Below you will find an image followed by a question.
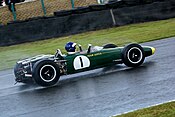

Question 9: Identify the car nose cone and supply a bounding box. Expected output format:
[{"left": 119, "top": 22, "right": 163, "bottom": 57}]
[{"left": 151, "top": 47, "right": 156, "bottom": 55}]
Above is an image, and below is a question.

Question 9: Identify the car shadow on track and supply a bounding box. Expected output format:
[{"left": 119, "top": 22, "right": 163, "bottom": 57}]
[{"left": 18, "top": 61, "right": 156, "bottom": 92}]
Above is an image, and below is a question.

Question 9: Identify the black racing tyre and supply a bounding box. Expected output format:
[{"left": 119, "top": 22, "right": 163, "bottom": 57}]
[
  {"left": 14, "top": 63, "right": 21, "bottom": 77},
  {"left": 103, "top": 43, "right": 118, "bottom": 48},
  {"left": 14, "top": 63, "right": 23, "bottom": 82},
  {"left": 32, "top": 60, "right": 60, "bottom": 87},
  {"left": 122, "top": 43, "right": 145, "bottom": 67}
]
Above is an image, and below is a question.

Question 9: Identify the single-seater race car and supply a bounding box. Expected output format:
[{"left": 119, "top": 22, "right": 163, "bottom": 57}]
[{"left": 14, "top": 43, "right": 155, "bottom": 87}]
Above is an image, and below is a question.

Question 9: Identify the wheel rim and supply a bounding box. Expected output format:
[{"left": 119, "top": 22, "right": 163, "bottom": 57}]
[
  {"left": 127, "top": 47, "right": 143, "bottom": 64},
  {"left": 39, "top": 64, "right": 56, "bottom": 82}
]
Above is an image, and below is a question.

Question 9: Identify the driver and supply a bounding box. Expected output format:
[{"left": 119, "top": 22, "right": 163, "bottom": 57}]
[
  {"left": 65, "top": 42, "right": 76, "bottom": 54},
  {"left": 65, "top": 42, "right": 82, "bottom": 54},
  {"left": 65, "top": 42, "right": 103, "bottom": 54}
]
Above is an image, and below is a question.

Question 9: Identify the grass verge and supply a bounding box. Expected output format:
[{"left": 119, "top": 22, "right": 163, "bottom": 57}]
[
  {"left": 114, "top": 101, "right": 175, "bottom": 117},
  {"left": 0, "top": 18, "right": 175, "bottom": 70}
]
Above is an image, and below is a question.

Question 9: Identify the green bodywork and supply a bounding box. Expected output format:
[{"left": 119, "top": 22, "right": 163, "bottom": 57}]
[
  {"left": 64, "top": 46, "right": 153, "bottom": 74},
  {"left": 14, "top": 45, "right": 154, "bottom": 84}
]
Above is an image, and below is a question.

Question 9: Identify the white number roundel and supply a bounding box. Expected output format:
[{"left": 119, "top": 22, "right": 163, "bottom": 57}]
[{"left": 73, "top": 55, "right": 90, "bottom": 70}]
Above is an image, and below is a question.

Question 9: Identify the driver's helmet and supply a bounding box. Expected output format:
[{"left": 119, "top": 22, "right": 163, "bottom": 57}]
[{"left": 65, "top": 42, "right": 77, "bottom": 53}]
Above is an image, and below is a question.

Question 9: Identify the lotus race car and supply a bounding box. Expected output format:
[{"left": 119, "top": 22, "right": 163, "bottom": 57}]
[{"left": 14, "top": 43, "right": 155, "bottom": 86}]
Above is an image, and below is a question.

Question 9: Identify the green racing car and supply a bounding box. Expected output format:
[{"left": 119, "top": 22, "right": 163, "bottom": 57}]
[{"left": 14, "top": 42, "right": 155, "bottom": 87}]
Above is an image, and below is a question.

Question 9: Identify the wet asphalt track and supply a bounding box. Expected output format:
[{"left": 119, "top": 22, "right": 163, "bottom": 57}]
[{"left": 0, "top": 37, "right": 175, "bottom": 117}]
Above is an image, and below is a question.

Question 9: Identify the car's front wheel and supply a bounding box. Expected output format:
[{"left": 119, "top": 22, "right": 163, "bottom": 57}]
[
  {"left": 122, "top": 43, "right": 145, "bottom": 67},
  {"left": 32, "top": 60, "right": 60, "bottom": 86}
]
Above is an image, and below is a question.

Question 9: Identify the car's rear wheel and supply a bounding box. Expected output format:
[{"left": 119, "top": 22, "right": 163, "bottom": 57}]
[
  {"left": 122, "top": 43, "right": 145, "bottom": 67},
  {"left": 32, "top": 60, "right": 60, "bottom": 86}
]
